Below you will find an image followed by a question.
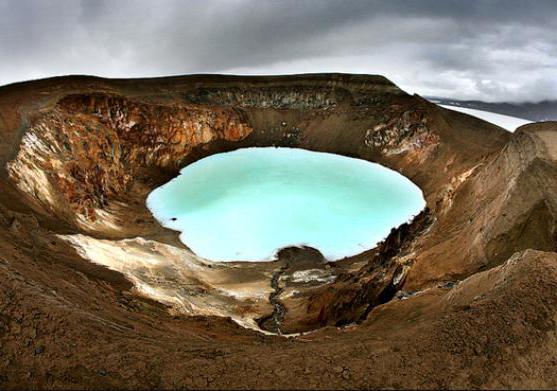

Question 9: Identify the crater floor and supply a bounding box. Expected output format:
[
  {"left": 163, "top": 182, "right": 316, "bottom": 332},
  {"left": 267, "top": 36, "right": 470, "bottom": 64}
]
[{"left": 1, "top": 73, "right": 557, "bottom": 389}]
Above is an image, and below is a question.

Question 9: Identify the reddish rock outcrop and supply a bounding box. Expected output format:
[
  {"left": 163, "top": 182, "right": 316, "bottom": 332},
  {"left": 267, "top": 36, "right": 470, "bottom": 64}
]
[{"left": 7, "top": 94, "right": 252, "bottom": 221}]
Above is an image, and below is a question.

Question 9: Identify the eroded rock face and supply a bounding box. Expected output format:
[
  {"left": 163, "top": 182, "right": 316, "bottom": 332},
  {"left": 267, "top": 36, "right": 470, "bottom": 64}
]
[
  {"left": 58, "top": 234, "right": 276, "bottom": 331},
  {"left": 185, "top": 86, "right": 340, "bottom": 109},
  {"left": 183, "top": 75, "right": 403, "bottom": 109},
  {"left": 364, "top": 109, "right": 439, "bottom": 157},
  {"left": 276, "top": 209, "right": 432, "bottom": 333},
  {"left": 404, "top": 122, "right": 557, "bottom": 290},
  {"left": 7, "top": 94, "right": 253, "bottom": 222}
]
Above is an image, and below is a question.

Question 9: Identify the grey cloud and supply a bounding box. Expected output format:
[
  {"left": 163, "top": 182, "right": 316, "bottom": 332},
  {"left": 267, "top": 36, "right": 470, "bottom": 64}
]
[{"left": 0, "top": 0, "right": 556, "bottom": 102}]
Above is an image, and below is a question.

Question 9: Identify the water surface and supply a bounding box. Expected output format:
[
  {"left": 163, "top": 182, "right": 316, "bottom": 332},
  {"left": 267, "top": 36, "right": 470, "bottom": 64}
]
[{"left": 147, "top": 148, "right": 425, "bottom": 262}]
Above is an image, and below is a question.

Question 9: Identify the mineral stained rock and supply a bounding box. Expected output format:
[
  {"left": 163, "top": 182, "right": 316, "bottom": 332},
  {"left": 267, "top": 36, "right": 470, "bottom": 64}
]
[{"left": 0, "top": 73, "right": 556, "bottom": 389}]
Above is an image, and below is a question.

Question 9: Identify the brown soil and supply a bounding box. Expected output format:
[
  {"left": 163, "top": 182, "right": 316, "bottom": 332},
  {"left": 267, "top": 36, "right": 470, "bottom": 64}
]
[{"left": 0, "top": 73, "right": 556, "bottom": 389}]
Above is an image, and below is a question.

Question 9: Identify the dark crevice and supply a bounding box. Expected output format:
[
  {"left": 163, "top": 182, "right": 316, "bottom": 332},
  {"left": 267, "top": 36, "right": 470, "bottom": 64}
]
[
  {"left": 257, "top": 265, "right": 287, "bottom": 334},
  {"left": 354, "top": 265, "right": 405, "bottom": 325},
  {"left": 258, "top": 246, "right": 326, "bottom": 334},
  {"left": 313, "top": 209, "right": 433, "bottom": 331}
]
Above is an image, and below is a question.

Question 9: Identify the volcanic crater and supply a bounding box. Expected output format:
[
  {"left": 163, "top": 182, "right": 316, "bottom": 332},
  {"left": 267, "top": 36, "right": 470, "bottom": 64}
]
[{"left": 1, "top": 74, "right": 557, "bottom": 389}]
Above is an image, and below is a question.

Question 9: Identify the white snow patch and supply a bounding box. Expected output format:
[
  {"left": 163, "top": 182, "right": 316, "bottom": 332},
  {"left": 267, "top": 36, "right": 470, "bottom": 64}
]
[{"left": 439, "top": 105, "right": 532, "bottom": 132}]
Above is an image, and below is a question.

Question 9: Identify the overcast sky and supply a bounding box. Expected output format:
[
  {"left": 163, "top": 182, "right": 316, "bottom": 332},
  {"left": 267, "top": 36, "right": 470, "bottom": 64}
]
[{"left": 1, "top": 0, "right": 556, "bottom": 102}]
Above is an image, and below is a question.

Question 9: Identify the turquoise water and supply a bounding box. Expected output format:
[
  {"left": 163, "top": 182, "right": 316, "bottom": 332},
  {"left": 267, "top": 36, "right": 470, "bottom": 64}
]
[{"left": 146, "top": 148, "right": 425, "bottom": 262}]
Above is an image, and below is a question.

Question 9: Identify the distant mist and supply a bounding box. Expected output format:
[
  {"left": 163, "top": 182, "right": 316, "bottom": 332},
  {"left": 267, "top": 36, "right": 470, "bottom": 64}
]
[{"left": 429, "top": 97, "right": 557, "bottom": 121}]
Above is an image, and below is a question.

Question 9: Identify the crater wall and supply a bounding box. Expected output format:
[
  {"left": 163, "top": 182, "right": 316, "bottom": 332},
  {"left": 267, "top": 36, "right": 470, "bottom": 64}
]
[
  {"left": 1, "top": 73, "right": 553, "bottom": 335},
  {"left": 2, "top": 74, "right": 557, "bottom": 388}
]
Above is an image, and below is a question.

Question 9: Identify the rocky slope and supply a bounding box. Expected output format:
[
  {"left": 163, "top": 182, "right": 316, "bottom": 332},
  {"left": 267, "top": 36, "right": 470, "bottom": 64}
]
[{"left": 0, "top": 73, "right": 556, "bottom": 388}]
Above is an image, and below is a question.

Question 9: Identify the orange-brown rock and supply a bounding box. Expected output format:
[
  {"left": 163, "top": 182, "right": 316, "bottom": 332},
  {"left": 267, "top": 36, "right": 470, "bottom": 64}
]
[
  {"left": 7, "top": 93, "right": 252, "bottom": 222},
  {"left": 1, "top": 73, "right": 556, "bottom": 389}
]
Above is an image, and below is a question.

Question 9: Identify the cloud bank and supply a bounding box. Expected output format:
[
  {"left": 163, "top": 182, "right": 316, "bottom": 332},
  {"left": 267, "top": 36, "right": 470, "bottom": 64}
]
[{"left": 1, "top": 0, "right": 556, "bottom": 101}]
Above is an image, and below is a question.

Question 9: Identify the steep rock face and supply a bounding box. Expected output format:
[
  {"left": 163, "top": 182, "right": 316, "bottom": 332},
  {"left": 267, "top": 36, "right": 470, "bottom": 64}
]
[
  {"left": 183, "top": 74, "right": 404, "bottom": 109},
  {"left": 6, "top": 94, "right": 253, "bottom": 223},
  {"left": 478, "top": 125, "right": 557, "bottom": 262},
  {"left": 404, "top": 122, "right": 557, "bottom": 289},
  {"left": 277, "top": 209, "right": 432, "bottom": 333},
  {"left": 185, "top": 86, "right": 341, "bottom": 109},
  {"left": 364, "top": 108, "right": 439, "bottom": 158}
]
